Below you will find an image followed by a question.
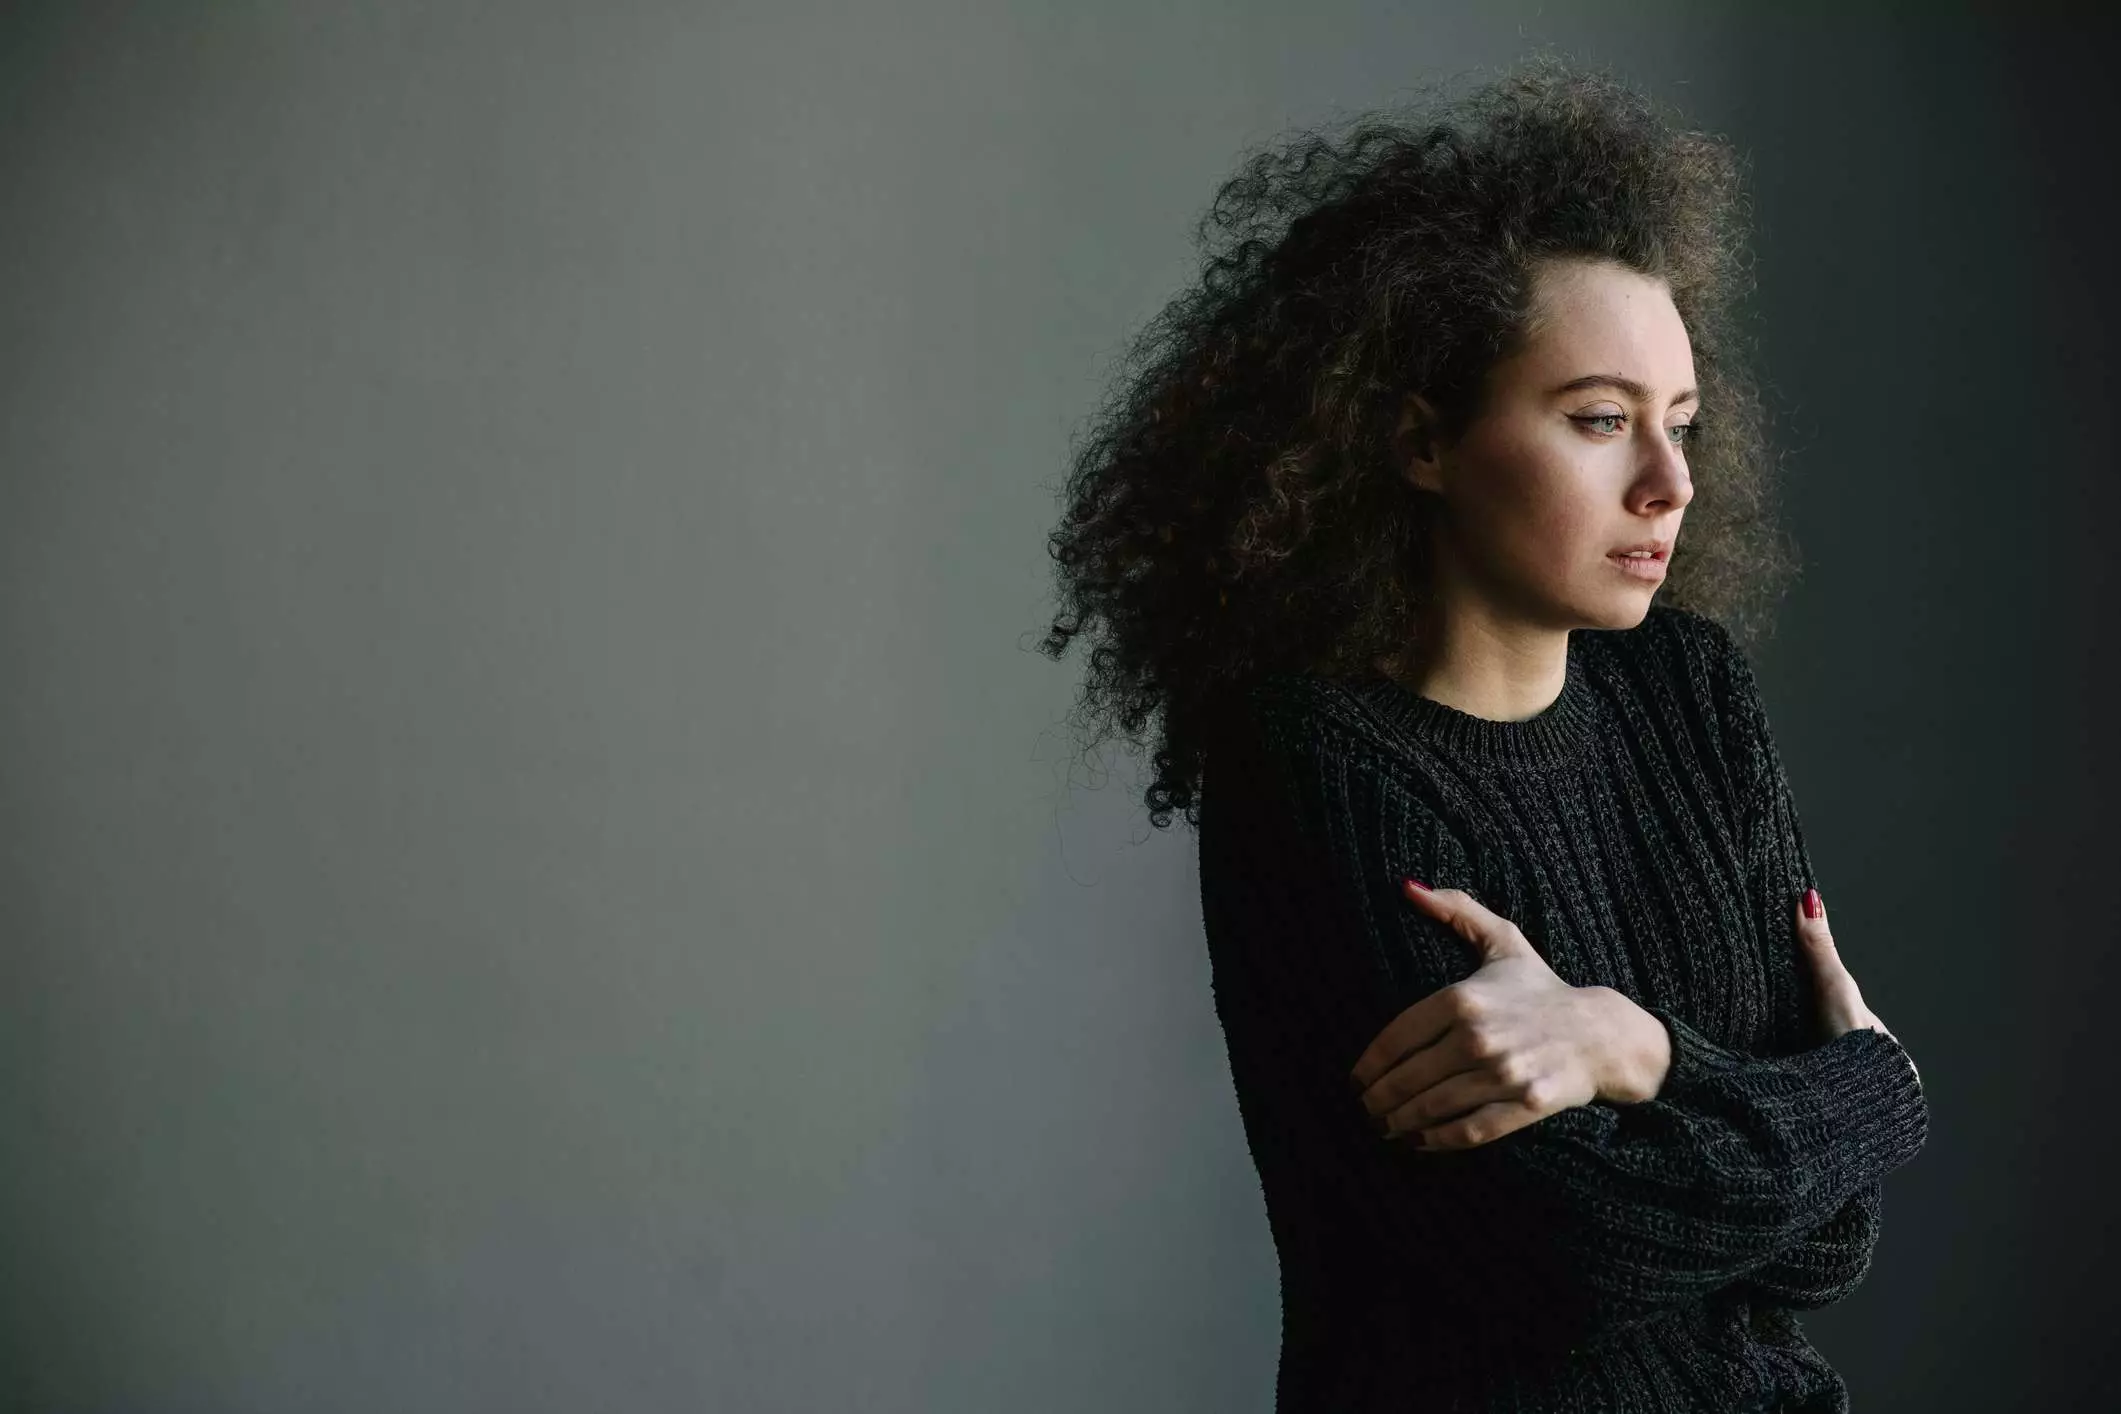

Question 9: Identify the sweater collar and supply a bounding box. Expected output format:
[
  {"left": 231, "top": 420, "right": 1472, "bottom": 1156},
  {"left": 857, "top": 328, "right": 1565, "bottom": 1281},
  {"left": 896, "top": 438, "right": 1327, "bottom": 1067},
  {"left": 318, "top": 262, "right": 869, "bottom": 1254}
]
[{"left": 1347, "top": 637, "right": 1601, "bottom": 769}]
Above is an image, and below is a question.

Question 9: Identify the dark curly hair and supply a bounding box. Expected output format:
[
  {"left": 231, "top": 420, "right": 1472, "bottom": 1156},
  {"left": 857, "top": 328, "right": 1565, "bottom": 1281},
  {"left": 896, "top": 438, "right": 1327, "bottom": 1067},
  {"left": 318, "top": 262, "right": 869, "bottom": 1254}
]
[{"left": 1035, "top": 53, "right": 1799, "bottom": 831}]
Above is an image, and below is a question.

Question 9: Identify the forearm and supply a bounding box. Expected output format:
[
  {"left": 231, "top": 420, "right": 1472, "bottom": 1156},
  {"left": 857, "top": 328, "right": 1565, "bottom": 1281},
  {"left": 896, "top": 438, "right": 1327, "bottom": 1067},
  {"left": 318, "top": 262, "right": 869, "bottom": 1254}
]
[
  {"left": 1728, "top": 1180, "right": 1884, "bottom": 1309},
  {"left": 1590, "top": 989, "right": 1896, "bottom": 1311},
  {"left": 1288, "top": 980, "right": 1923, "bottom": 1344}
]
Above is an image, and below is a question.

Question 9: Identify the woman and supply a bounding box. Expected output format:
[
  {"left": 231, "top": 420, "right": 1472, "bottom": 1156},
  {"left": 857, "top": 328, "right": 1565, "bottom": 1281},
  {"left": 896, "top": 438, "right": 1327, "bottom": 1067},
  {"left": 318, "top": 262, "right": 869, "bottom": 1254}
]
[{"left": 1038, "top": 56, "right": 1929, "bottom": 1413}]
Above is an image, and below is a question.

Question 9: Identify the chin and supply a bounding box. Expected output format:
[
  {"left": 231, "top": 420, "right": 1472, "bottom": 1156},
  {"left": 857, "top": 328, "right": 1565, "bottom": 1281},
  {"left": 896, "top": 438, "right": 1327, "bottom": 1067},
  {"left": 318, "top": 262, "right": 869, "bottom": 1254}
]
[{"left": 1577, "top": 592, "right": 1657, "bottom": 631}]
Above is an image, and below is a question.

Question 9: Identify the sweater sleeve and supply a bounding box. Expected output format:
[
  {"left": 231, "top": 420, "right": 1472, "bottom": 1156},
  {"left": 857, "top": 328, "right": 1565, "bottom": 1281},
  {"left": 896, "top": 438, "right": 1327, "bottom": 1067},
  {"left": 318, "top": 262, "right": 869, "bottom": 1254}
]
[
  {"left": 1664, "top": 614, "right": 1928, "bottom": 1309},
  {"left": 1221, "top": 697, "right": 1929, "bottom": 1350}
]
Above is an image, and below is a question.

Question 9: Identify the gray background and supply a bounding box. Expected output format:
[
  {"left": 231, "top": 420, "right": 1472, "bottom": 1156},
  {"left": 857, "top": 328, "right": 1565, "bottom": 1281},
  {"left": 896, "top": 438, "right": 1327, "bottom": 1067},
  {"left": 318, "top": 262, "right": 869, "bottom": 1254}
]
[{"left": 2, "top": 2, "right": 2111, "bottom": 1410}]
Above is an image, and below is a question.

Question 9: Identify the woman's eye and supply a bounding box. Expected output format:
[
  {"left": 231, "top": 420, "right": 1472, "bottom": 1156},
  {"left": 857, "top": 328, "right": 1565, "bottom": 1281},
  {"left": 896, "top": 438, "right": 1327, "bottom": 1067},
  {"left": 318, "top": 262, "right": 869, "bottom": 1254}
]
[{"left": 1573, "top": 413, "right": 1699, "bottom": 445}]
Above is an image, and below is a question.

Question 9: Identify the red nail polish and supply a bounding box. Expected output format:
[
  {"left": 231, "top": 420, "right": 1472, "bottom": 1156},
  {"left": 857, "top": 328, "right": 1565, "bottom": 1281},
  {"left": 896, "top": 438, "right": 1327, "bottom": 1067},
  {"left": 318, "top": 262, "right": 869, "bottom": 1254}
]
[
  {"left": 1804, "top": 888, "right": 1822, "bottom": 919},
  {"left": 1405, "top": 877, "right": 1431, "bottom": 893}
]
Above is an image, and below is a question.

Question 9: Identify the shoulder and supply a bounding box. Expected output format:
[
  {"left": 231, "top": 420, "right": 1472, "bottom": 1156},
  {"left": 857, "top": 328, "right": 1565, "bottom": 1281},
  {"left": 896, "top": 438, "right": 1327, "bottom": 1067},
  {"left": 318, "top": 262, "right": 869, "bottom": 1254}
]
[
  {"left": 1204, "top": 672, "right": 1479, "bottom": 883},
  {"left": 1206, "top": 671, "right": 1422, "bottom": 811},
  {"left": 1232, "top": 670, "right": 1397, "bottom": 761},
  {"left": 1212, "top": 672, "right": 1473, "bottom": 852},
  {"left": 1584, "top": 600, "right": 1745, "bottom": 683},
  {"left": 1581, "top": 601, "right": 1761, "bottom": 723},
  {"left": 1583, "top": 602, "right": 1781, "bottom": 804},
  {"left": 1223, "top": 670, "right": 1462, "bottom": 807}
]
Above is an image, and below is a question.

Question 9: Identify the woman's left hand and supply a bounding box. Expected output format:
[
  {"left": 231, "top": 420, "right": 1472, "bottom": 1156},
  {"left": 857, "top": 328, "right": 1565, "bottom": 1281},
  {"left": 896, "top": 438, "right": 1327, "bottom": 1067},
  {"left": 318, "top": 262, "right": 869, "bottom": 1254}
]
[{"left": 1349, "top": 881, "right": 1659, "bottom": 1151}]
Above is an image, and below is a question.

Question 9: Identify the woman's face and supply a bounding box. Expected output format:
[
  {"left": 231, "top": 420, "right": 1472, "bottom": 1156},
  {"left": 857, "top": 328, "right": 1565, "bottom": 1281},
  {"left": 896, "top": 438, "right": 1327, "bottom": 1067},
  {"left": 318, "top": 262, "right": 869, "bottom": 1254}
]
[{"left": 1403, "top": 257, "right": 1697, "bottom": 632}]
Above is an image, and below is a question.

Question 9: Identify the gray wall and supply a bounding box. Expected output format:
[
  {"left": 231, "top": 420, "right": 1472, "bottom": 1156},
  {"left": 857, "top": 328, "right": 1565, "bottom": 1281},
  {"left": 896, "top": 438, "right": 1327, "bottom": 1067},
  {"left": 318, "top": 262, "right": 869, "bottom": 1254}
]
[{"left": 1, "top": 3, "right": 2108, "bottom": 1410}]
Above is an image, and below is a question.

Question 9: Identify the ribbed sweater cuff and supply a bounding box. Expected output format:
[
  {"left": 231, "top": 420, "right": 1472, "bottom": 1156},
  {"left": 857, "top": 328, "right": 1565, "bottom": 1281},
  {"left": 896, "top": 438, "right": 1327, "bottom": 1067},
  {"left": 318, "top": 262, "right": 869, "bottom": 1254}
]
[
  {"left": 1646, "top": 1006, "right": 1930, "bottom": 1181},
  {"left": 1649, "top": 1006, "right": 1757, "bottom": 1086}
]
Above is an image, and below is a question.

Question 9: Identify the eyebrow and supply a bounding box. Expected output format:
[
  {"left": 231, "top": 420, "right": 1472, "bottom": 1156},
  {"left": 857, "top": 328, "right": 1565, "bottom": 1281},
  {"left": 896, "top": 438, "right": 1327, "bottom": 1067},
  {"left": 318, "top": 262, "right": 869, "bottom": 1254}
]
[{"left": 1551, "top": 374, "right": 1700, "bottom": 407}]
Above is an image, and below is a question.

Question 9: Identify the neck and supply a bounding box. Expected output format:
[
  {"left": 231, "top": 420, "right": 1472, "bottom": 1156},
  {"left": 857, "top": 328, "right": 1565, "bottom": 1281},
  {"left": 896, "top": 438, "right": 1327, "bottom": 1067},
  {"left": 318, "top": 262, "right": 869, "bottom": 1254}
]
[{"left": 1384, "top": 597, "right": 1573, "bottom": 724}]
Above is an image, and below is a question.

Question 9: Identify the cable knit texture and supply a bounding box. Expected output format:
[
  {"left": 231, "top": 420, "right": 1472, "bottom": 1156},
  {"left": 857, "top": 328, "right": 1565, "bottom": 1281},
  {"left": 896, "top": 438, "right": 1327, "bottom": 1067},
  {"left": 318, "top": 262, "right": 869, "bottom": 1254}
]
[{"left": 1195, "top": 602, "right": 1928, "bottom": 1413}]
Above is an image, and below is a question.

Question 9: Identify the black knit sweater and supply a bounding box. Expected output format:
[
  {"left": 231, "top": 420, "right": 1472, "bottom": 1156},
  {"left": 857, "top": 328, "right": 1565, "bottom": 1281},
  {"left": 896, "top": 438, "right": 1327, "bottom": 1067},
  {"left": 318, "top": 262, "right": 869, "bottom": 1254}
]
[{"left": 1194, "top": 602, "right": 1929, "bottom": 1413}]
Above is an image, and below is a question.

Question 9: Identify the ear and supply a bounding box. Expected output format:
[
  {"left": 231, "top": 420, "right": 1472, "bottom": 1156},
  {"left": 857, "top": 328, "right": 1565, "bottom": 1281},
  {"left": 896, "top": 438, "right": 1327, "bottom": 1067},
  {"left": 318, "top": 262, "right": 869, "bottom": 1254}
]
[{"left": 1393, "top": 392, "right": 1447, "bottom": 495}]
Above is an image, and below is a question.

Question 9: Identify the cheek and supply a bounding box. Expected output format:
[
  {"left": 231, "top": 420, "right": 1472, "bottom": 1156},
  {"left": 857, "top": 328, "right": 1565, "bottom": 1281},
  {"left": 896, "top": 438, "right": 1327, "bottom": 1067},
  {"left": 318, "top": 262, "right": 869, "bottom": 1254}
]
[
  {"left": 1539, "top": 501, "right": 1606, "bottom": 557},
  {"left": 1467, "top": 439, "right": 1601, "bottom": 566}
]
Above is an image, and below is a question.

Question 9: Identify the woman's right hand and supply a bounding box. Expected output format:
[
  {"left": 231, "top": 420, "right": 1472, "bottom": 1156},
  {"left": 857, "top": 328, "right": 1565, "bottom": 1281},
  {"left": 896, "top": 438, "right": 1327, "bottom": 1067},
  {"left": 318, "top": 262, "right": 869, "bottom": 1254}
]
[{"left": 1793, "top": 887, "right": 1898, "bottom": 1046}]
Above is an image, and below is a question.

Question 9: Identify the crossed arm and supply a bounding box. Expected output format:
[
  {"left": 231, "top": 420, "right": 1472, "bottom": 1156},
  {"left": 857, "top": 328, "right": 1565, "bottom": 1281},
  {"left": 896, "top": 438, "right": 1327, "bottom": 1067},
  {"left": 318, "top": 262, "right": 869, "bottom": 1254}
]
[{"left": 1207, "top": 700, "right": 1927, "bottom": 1350}]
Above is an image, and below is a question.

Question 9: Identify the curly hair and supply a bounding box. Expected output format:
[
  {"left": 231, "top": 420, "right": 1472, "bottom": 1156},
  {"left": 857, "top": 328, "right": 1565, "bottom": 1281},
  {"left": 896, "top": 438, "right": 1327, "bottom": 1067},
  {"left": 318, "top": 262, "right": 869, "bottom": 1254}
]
[{"left": 1034, "top": 53, "right": 1800, "bottom": 831}]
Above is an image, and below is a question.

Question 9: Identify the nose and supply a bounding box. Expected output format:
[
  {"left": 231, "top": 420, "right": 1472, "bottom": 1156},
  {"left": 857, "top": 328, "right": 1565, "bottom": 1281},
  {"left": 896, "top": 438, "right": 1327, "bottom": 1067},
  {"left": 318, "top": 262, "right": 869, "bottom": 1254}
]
[{"left": 1638, "top": 427, "right": 1694, "bottom": 510}]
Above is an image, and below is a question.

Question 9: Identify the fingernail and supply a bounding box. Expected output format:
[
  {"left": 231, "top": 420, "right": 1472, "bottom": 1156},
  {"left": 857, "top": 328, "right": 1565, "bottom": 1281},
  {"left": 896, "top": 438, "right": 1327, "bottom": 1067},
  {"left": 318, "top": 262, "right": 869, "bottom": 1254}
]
[
  {"left": 1404, "top": 877, "right": 1431, "bottom": 893},
  {"left": 1804, "top": 888, "right": 1823, "bottom": 920}
]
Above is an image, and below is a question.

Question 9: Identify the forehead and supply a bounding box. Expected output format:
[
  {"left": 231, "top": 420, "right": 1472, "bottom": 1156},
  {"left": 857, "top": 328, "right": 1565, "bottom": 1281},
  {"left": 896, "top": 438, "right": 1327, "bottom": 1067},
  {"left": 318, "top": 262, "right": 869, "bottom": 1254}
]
[{"left": 1512, "top": 259, "right": 1694, "bottom": 383}]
